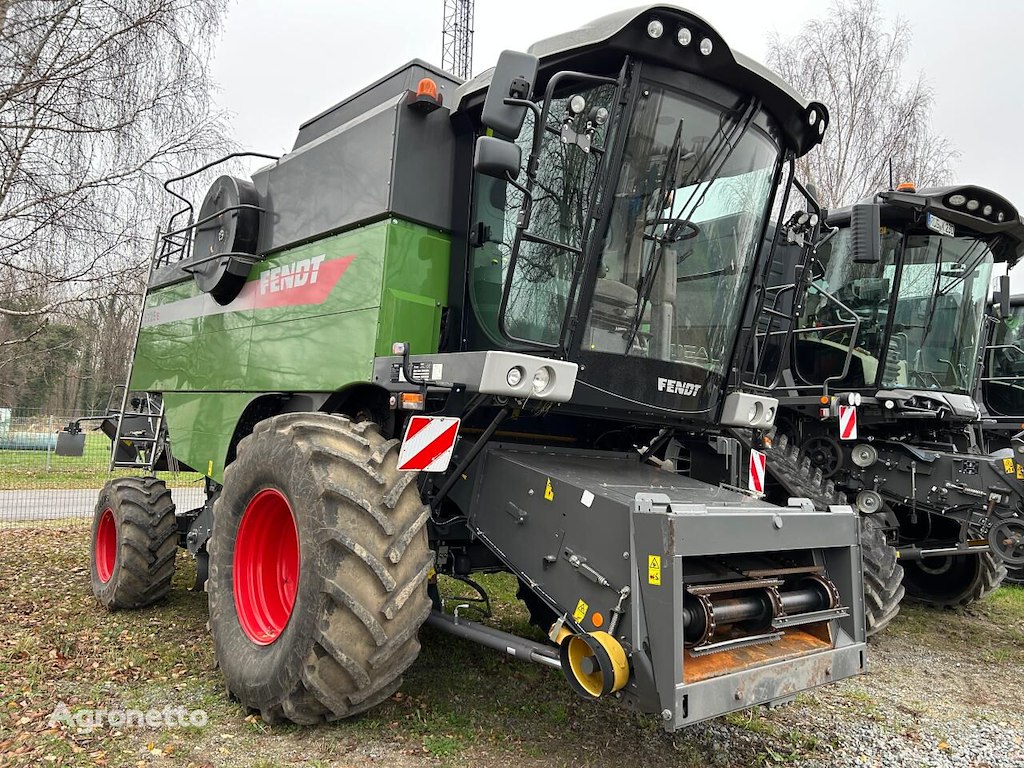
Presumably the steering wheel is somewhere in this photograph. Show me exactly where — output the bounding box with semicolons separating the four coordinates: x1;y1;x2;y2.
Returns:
642;217;701;245
818;329;852;345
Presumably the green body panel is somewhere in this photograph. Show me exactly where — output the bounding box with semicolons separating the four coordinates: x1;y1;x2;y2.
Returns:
375;219;451;356
131;219;451;481
161;391;255;480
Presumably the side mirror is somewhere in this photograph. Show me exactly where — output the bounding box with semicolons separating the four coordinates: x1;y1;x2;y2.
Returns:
852;203;881;263
481;50;539;139
474;136;522;180
1000;274;1012;318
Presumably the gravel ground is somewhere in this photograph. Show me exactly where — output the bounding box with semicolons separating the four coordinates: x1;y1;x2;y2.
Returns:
781;603;1024;768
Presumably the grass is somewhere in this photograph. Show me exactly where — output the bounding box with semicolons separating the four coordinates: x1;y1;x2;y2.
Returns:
886;585;1024;666
1;525;1021;767
0;432;203;491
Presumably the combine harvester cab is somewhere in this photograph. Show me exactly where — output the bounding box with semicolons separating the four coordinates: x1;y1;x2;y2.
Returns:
980;292;1024;452
758;184;1024;630
979;291;1024;583
90;5;866;730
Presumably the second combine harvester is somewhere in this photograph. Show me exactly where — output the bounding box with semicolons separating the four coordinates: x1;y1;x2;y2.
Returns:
89;5;868;729
759;184;1024;633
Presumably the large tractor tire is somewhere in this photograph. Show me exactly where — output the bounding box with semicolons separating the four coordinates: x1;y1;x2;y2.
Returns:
208;413;433;724
756;432;905;636
860;515;905;635
901;551;1006;608
90;477;177;609
1006;567;1024;587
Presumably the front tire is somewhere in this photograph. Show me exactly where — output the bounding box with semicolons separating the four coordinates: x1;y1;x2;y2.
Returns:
90;477;177;609
861;516;904;636
208;413;432;724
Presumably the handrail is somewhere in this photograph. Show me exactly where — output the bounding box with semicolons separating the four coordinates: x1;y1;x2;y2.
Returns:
160;152;279;254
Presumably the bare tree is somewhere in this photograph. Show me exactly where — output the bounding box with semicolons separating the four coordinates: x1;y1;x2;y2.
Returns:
0;0;233;405
766;0;957;208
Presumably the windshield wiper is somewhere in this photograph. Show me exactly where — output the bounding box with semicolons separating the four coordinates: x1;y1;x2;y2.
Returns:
621;117;687;352
937;238;988;297
917;236;946;351
621;99;761;353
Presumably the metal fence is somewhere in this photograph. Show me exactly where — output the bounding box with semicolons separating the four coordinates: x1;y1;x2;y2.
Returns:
0;407;205;526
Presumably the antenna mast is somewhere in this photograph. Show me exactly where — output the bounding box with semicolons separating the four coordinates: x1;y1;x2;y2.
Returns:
442;0;475;80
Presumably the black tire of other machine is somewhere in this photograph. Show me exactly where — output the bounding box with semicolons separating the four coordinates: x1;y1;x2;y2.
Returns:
760;433;905;636
901;551;1006;608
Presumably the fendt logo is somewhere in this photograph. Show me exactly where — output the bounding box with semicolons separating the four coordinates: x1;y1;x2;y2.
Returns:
657;377;702;397
259;255;326;295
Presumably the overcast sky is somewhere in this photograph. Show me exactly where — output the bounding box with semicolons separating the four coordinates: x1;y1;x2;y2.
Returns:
209;1;1022;284
210;1;1018;200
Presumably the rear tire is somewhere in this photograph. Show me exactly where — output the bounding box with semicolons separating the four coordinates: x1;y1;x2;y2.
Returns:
90;477;177;609
902;550;1006;608
1005;566;1024;587
208;413;432;724
860;516;904;636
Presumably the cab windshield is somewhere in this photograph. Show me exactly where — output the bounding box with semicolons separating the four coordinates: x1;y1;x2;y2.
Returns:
580;85;779;376
798;226;994;393
469;80;781;380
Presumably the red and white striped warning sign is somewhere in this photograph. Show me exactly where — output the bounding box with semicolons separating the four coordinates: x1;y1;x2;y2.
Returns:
397;416;461;472
748;449;767;494
838;405;857;441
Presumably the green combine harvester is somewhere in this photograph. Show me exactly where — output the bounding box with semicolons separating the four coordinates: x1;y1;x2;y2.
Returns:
88;5;867;729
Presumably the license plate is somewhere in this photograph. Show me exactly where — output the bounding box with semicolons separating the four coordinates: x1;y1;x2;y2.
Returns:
926;212;955;237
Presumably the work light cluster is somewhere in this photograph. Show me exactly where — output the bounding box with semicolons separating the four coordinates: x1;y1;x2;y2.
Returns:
645;16;713;56
946;192;1008;223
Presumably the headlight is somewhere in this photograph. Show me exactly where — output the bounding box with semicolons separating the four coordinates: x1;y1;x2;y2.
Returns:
747;402;763;424
532;367;552;395
676;27;692;46
699;37;713;55
506;367;524;387
765;407;776;423
647;19;664;38
948;194;966;207
983;204;993;217
568;94;586;115
967;199;980;211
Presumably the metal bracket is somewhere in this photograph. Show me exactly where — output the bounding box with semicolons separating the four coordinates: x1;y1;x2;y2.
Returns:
562;547;614;589
772;606;849;630
690;631;784;657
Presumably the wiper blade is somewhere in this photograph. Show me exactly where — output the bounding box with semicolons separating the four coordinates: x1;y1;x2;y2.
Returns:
621;99;761;352
621;117;687;351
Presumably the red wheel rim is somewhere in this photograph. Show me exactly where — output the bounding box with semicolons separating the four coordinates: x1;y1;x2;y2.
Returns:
95;508;117;583
233;488;300;645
